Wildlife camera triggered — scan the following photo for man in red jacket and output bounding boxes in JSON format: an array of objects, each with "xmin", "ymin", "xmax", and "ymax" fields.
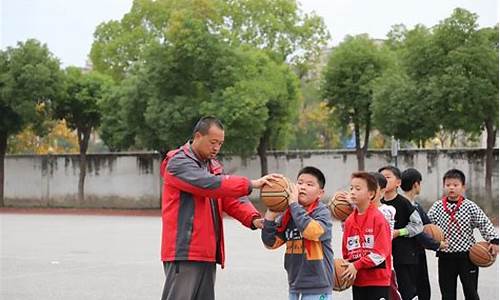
[{"xmin": 160, "ymin": 116, "xmax": 280, "ymax": 300}]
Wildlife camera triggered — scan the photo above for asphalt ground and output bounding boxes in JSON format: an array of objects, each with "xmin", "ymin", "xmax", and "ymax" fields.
[{"xmin": 1, "ymin": 209, "xmax": 498, "ymax": 300}]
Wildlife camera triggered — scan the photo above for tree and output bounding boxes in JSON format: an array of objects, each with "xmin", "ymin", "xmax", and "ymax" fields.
[
  {"xmin": 322, "ymin": 34, "xmax": 392, "ymax": 170},
  {"xmin": 91, "ymin": 0, "xmax": 327, "ymax": 175},
  {"xmin": 99, "ymin": 9, "xmax": 299, "ymax": 166},
  {"xmin": 0, "ymin": 39, "xmax": 63, "ymax": 206},
  {"xmin": 53, "ymin": 67, "xmax": 113, "ymax": 204},
  {"xmin": 430, "ymin": 10, "xmax": 498, "ymax": 195},
  {"xmin": 289, "ymin": 77, "xmax": 341, "ymax": 150},
  {"xmin": 7, "ymin": 120, "xmax": 79, "ymax": 154},
  {"xmin": 372, "ymin": 69, "xmax": 439, "ymax": 145},
  {"xmin": 375, "ymin": 9, "xmax": 498, "ymax": 196}
]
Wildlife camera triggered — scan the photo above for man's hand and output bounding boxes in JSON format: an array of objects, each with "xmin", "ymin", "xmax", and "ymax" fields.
[
  {"xmin": 341, "ymin": 262, "xmax": 357, "ymax": 281},
  {"xmin": 392, "ymin": 229, "xmax": 399, "ymax": 239},
  {"xmin": 286, "ymin": 182, "xmax": 299, "ymax": 205},
  {"xmin": 251, "ymin": 173, "xmax": 284, "ymax": 189},
  {"xmin": 252, "ymin": 218, "xmax": 264, "ymax": 229},
  {"xmin": 489, "ymin": 243, "xmax": 499, "ymax": 257}
]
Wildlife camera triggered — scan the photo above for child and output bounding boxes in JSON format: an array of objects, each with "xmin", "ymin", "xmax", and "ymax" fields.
[
  {"xmin": 342, "ymin": 172, "xmax": 392, "ymax": 300},
  {"xmin": 370, "ymin": 172, "xmax": 401, "ymax": 300},
  {"xmin": 378, "ymin": 165, "xmax": 423, "ymax": 300},
  {"xmin": 261, "ymin": 166, "xmax": 333, "ymax": 300},
  {"xmin": 428, "ymin": 169, "xmax": 499, "ymax": 300},
  {"xmin": 370, "ymin": 172, "xmax": 396, "ymax": 231},
  {"xmin": 401, "ymin": 168, "xmax": 447, "ymax": 300}
]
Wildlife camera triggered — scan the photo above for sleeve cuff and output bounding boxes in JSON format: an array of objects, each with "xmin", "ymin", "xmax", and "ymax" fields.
[
  {"xmin": 490, "ymin": 238, "xmax": 499, "ymax": 245},
  {"xmin": 399, "ymin": 228, "xmax": 409, "ymax": 237},
  {"xmin": 247, "ymin": 178, "xmax": 253, "ymax": 195}
]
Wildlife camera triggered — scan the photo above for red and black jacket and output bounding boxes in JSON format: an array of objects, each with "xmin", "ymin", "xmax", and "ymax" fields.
[{"xmin": 160, "ymin": 142, "xmax": 260, "ymax": 267}]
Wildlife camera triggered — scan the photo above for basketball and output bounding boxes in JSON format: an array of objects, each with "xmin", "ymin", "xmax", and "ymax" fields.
[
  {"xmin": 423, "ymin": 224, "xmax": 445, "ymax": 242},
  {"xmin": 333, "ymin": 258, "xmax": 354, "ymax": 291},
  {"xmin": 469, "ymin": 241, "xmax": 495, "ymax": 267},
  {"xmin": 329, "ymin": 195, "xmax": 353, "ymax": 221},
  {"xmin": 260, "ymin": 177, "xmax": 290, "ymax": 212}
]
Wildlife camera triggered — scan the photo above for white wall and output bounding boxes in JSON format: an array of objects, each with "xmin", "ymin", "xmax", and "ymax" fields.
[{"xmin": 5, "ymin": 149, "xmax": 498, "ymax": 215}]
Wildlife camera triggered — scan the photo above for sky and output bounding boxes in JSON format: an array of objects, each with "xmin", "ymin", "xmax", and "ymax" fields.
[{"xmin": 1, "ymin": 0, "xmax": 498, "ymax": 68}]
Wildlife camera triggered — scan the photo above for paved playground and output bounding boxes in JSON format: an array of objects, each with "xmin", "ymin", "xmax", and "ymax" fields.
[{"xmin": 1, "ymin": 211, "xmax": 498, "ymax": 299}]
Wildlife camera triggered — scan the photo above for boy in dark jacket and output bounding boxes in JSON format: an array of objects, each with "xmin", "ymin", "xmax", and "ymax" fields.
[
  {"xmin": 401, "ymin": 168, "xmax": 448, "ymax": 300},
  {"xmin": 379, "ymin": 166, "xmax": 423, "ymax": 300}
]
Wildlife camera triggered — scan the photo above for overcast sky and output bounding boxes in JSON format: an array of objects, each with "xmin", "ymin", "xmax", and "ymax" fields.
[{"xmin": 1, "ymin": 0, "xmax": 497, "ymax": 67}]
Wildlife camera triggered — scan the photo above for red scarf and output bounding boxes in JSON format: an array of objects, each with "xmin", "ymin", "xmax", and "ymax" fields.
[
  {"xmin": 277, "ymin": 199, "xmax": 319, "ymax": 232},
  {"xmin": 277, "ymin": 199, "xmax": 320, "ymax": 255},
  {"xmin": 442, "ymin": 195, "xmax": 464, "ymax": 237}
]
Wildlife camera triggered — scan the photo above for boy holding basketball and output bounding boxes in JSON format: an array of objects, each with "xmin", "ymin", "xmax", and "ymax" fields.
[
  {"xmin": 370, "ymin": 172, "xmax": 402, "ymax": 300},
  {"xmin": 379, "ymin": 165, "xmax": 423, "ymax": 300},
  {"xmin": 342, "ymin": 172, "xmax": 392, "ymax": 300},
  {"xmin": 401, "ymin": 168, "xmax": 447, "ymax": 300},
  {"xmin": 428, "ymin": 169, "xmax": 499, "ymax": 300},
  {"xmin": 261, "ymin": 166, "xmax": 333, "ymax": 300}
]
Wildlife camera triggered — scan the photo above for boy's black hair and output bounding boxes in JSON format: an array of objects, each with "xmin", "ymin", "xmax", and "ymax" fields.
[
  {"xmin": 193, "ymin": 116, "xmax": 224, "ymax": 136},
  {"xmin": 400, "ymin": 168, "xmax": 422, "ymax": 192},
  {"xmin": 369, "ymin": 172, "xmax": 387, "ymax": 189},
  {"xmin": 443, "ymin": 169, "xmax": 466, "ymax": 185},
  {"xmin": 297, "ymin": 166, "xmax": 326, "ymax": 189},
  {"xmin": 378, "ymin": 165, "xmax": 401, "ymax": 179},
  {"xmin": 352, "ymin": 172, "xmax": 379, "ymax": 196}
]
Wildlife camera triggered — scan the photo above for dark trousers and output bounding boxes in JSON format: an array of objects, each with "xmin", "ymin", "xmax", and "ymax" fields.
[
  {"xmin": 161, "ymin": 261, "xmax": 216, "ymax": 300},
  {"xmin": 352, "ymin": 286, "xmax": 390, "ymax": 300},
  {"xmin": 438, "ymin": 256, "xmax": 479, "ymax": 300},
  {"xmin": 394, "ymin": 263, "xmax": 417, "ymax": 300},
  {"xmin": 416, "ymin": 252, "xmax": 431, "ymax": 300}
]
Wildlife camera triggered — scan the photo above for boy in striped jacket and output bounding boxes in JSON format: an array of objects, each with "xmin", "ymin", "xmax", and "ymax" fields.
[{"xmin": 428, "ymin": 168, "xmax": 498, "ymax": 300}]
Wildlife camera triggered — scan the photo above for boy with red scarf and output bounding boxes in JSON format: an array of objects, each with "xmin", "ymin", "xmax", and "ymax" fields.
[
  {"xmin": 342, "ymin": 172, "xmax": 392, "ymax": 300},
  {"xmin": 428, "ymin": 169, "xmax": 498, "ymax": 300},
  {"xmin": 261, "ymin": 166, "xmax": 333, "ymax": 300}
]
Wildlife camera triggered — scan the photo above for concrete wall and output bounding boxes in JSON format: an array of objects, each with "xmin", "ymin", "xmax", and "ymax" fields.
[
  {"xmin": 5, "ymin": 153, "xmax": 161, "ymax": 209},
  {"xmin": 5, "ymin": 149, "xmax": 498, "ymax": 216}
]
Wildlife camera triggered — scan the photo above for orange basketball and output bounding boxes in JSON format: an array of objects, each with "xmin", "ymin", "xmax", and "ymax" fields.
[
  {"xmin": 260, "ymin": 177, "xmax": 290, "ymax": 212},
  {"xmin": 423, "ymin": 224, "xmax": 445, "ymax": 242},
  {"xmin": 333, "ymin": 258, "xmax": 354, "ymax": 291},
  {"xmin": 329, "ymin": 196, "xmax": 353, "ymax": 221},
  {"xmin": 469, "ymin": 241, "xmax": 495, "ymax": 267}
]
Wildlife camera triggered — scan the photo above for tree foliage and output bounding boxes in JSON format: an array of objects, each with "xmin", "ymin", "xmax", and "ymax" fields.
[
  {"xmin": 322, "ymin": 34, "xmax": 392, "ymax": 170},
  {"xmin": 99, "ymin": 9, "xmax": 299, "ymax": 157},
  {"xmin": 0, "ymin": 39, "xmax": 63, "ymax": 206},
  {"xmin": 93, "ymin": 0, "xmax": 310, "ymax": 171}
]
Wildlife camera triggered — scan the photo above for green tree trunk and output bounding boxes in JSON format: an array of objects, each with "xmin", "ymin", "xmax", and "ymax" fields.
[
  {"xmin": 485, "ymin": 119, "xmax": 496, "ymax": 201},
  {"xmin": 77, "ymin": 128, "xmax": 91, "ymax": 206},
  {"xmin": 0, "ymin": 130, "xmax": 6, "ymax": 207},
  {"xmin": 257, "ymin": 130, "xmax": 271, "ymax": 176}
]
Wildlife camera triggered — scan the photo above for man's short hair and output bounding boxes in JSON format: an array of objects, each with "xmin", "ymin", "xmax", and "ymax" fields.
[
  {"xmin": 401, "ymin": 168, "xmax": 422, "ymax": 192},
  {"xmin": 351, "ymin": 172, "xmax": 378, "ymax": 195},
  {"xmin": 369, "ymin": 172, "xmax": 387, "ymax": 189},
  {"xmin": 192, "ymin": 116, "xmax": 224, "ymax": 136},
  {"xmin": 443, "ymin": 168, "xmax": 466, "ymax": 185},
  {"xmin": 378, "ymin": 165, "xmax": 401, "ymax": 180},
  {"xmin": 297, "ymin": 166, "xmax": 326, "ymax": 189}
]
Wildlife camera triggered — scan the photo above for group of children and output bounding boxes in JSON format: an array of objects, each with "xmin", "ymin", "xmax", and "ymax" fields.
[{"xmin": 260, "ymin": 166, "xmax": 499, "ymax": 300}]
